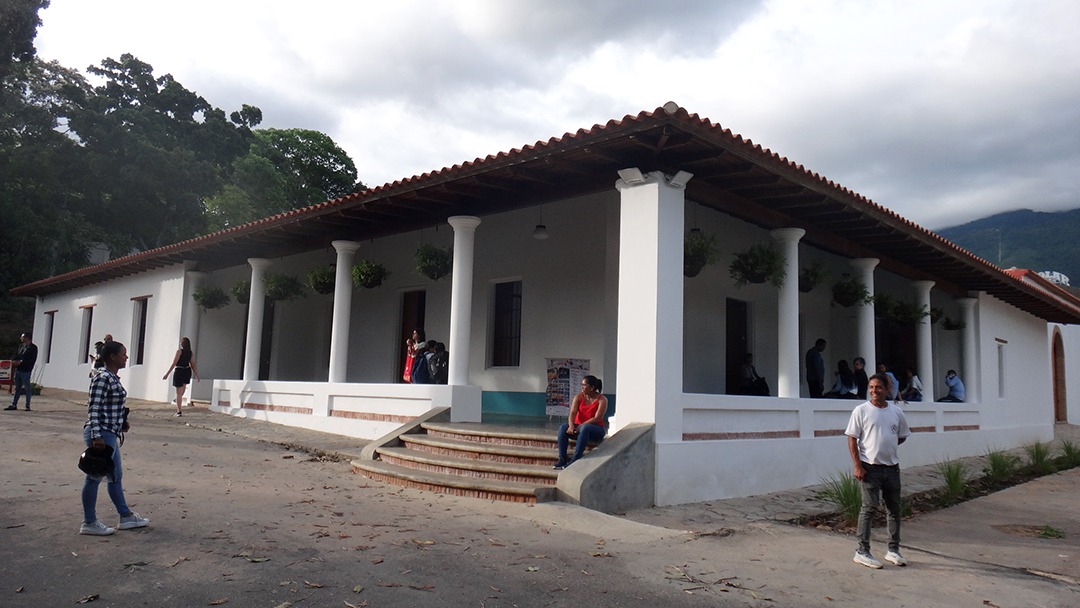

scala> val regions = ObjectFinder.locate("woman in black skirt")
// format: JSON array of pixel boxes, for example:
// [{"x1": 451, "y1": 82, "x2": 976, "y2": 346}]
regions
[{"x1": 162, "y1": 337, "x2": 199, "y2": 416}]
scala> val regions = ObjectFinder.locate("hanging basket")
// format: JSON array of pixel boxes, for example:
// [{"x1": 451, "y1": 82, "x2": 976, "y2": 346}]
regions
[
  {"x1": 353, "y1": 259, "x2": 389, "y2": 289},
  {"x1": 307, "y1": 265, "x2": 336, "y2": 295},
  {"x1": 232, "y1": 280, "x2": 250, "y2": 305},
  {"x1": 192, "y1": 285, "x2": 230, "y2": 311},
  {"x1": 684, "y1": 231, "x2": 720, "y2": 278},
  {"x1": 798, "y1": 262, "x2": 826, "y2": 293},
  {"x1": 415, "y1": 244, "x2": 453, "y2": 281},
  {"x1": 263, "y1": 273, "x2": 307, "y2": 302},
  {"x1": 832, "y1": 278, "x2": 871, "y2": 308},
  {"x1": 730, "y1": 243, "x2": 785, "y2": 288}
]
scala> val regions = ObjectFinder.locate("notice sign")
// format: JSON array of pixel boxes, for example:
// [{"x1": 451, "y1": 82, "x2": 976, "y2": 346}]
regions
[{"x1": 545, "y1": 358, "x2": 590, "y2": 417}]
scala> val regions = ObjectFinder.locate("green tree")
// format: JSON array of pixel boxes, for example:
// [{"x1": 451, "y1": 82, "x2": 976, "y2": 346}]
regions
[
  {"x1": 0, "y1": 0, "x2": 49, "y2": 83},
  {"x1": 66, "y1": 54, "x2": 260, "y2": 253}
]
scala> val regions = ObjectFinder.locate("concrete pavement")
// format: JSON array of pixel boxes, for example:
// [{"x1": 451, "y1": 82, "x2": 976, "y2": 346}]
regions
[{"x1": 2, "y1": 388, "x2": 1078, "y2": 606}]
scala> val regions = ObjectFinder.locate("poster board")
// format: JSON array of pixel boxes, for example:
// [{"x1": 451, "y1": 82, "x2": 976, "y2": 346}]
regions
[{"x1": 545, "y1": 358, "x2": 590, "y2": 417}]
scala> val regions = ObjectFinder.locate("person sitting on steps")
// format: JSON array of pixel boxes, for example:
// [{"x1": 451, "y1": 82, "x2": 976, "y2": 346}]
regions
[{"x1": 554, "y1": 375, "x2": 608, "y2": 470}]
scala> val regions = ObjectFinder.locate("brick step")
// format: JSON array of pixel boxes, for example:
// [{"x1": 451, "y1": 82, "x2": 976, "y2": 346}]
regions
[
  {"x1": 352, "y1": 459, "x2": 556, "y2": 504},
  {"x1": 401, "y1": 433, "x2": 559, "y2": 466},
  {"x1": 422, "y1": 421, "x2": 565, "y2": 449},
  {"x1": 376, "y1": 446, "x2": 559, "y2": 486}
]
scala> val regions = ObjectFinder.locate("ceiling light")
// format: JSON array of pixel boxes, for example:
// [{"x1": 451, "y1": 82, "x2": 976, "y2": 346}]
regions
[
  {"x1": 617, "y1": 167, "x2": 646, "y2": 185},
  {"x1": 668, "y1": 170, "x2": 693, "y2": 188}
]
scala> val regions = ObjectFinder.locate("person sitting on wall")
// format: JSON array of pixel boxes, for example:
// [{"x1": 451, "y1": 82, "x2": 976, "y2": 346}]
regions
[
  {"x1": 410, "y1": 341, "x2": 432, "y2": 384},
  {"x1": 428, "y1": 342, "x2": 449, "y2": 385},
  {"x1": 899, "y1": 368, "x2": 923, "y2": 403},
  {"x1": 739, "y1": 353, "x2": 769, "y2": 396},
  {"x1": 553, "y1": 375, "x2": 608, "y2": 470},
  {"x1": 939, "y1": 370, "x2": 965, "y2": 402},
  {"x1": 824, "y1": 359, "x2": 858, "y2": 398},
  {"x1": 877, "y1": 363, "x2": 900, "y2": 401}
]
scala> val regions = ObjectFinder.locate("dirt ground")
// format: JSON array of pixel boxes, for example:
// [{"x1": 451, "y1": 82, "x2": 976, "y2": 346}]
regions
[{"x1": 2, "y1": 396, "x2": 1078, "y2": 607}]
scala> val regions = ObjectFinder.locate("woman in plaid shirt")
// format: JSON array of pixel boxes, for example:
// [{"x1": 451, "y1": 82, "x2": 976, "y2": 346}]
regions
[{"x1": 79, "y1": 341, "x2": 150, "y2": 536}]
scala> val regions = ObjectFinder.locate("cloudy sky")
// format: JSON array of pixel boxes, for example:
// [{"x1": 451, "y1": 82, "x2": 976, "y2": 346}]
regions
[{"x1": 33, "y1": 0, "x2": 1080, "y2": 230}]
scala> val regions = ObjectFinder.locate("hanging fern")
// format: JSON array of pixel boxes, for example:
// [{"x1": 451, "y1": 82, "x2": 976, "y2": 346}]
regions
[{"x1": 192, "y1": 286, "x2": 230, "y2": 311}]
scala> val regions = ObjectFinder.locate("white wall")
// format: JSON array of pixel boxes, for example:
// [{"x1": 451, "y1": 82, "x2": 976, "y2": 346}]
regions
[{"x1": 32, "y1": 264, "x2": 187, "y2": 402}]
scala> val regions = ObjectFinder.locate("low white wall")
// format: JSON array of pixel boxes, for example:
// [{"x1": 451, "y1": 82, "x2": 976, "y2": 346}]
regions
[{"x1": 210, "y1": 379, "x2": 482, "y2": 440}]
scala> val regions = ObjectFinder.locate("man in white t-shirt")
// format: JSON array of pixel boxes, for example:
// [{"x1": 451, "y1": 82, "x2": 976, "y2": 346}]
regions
[{"x1": 845, "y1": 373, "x2": 911, "y2": 569}]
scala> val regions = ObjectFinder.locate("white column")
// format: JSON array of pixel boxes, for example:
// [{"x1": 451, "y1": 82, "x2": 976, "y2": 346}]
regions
[
  {"x1": 912, "y1": 280, "x2": 935, "y2": 401},
  {"x1": 851, "y1": 258, "x2": 879, "y2": 372},
  {"x1": 447, "y1": 216, "x2": 481, "y2": 387},
  {"x1": 328, "y1": 240, "x2": 360, "y2": 383},
  {"x1": 771, "y1": 228, "x2": 805, "y2": 398},
  {"x1": 958, "y1": 297, "x2": 978, "y2": 403},
  {"x1": 243, "y1": 258, "x2": 271, "y2": 382},
  {"x1": 613, "y1": 170, "x2": 685, "y2": 442},
  {"x1": 181, "y1": 270, "x2": 206, "y2": 349}
]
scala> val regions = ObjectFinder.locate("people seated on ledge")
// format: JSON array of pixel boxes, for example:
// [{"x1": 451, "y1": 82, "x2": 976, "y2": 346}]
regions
[
  {"x1": 877, "y1": 363, "x2": 900, "y2": 401},
  {"x1": 554, "y1": 375, "x2": 608, "y2": 470},
  {"x1": 939, "y1": 369, "x2": 965, "y2": 402},
  {"x1": 738, "y1": 353, "x2": 770, "y2": 396},
  {"x1": 899, "y1": 368, "x2": 923, "y2": 403},
  {"x1": 823, "y1": 359, "x2": 858, "y2": 399}
]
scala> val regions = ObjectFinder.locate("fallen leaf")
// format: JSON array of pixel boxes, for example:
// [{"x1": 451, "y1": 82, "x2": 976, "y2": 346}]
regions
[
  {"x1": 303, "y1": 581, "x2": 323, "y2": 588},
  {"x1": 169, "y1": 557, "x2": 189, "y2": 567},
  {"x1": 75, "y1": 594, "x2": 99, "y2": 603},
  {"x1": 72, "y1": 552, "x2": 78, "y2": 557},
  {"x1": 282, "y1": 455, "x2": 294, "y2": 459},
  {"x1": 983, "y1": 602, "x2": 1001, "y2": 608},
  {"x1": 208, "y1": 599, "x2": 228, "y2": 606},
  {"x1": 16, "y1": 587, "x2": 23, "y2": 593},
  {"x1": 352, "y1": 585, "x2": 364, "y2": 593},
  {"x1": 590, "y1": 552, "x2": 612, "y2": 558},
  {"x1": 411, "y1": 539, "x2": 435, "y2": 545},
  {"x1": 272, "y1": 603, "x2": 292, "y2": 608},
  {"x1": 370, "y1": 558, "x2": 383, "y2": 564},
  {"x1": 379, "y1": 582, "x2": 402, "y2": 588},
  {"x1": 526, "y1": 566, "x2": 540, "y2": 572},
  {"x1": 409, "y1": 585, "x2": 435, "y2": 591},
  {"x1": 344, "y1": 601, "x2": 368, "y2": 608},
  {"x1": 5, "y1": 524, "x2": 25, "y2": 529}
]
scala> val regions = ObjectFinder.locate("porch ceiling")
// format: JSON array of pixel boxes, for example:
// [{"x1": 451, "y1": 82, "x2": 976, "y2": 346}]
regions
[{"x1": 13, "y1": 104, "x2": 1080, "y2": 324}]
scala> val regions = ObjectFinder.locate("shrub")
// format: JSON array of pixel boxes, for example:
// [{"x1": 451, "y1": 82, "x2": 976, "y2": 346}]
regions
[
  {"x1": 818, "y1": 471, "x2": 862, "y2": 527},
  {"x1": 1024, "y1": 441, "x2": 1057, "y2": 476},
  {"x1": 1058, "y1": 439, "x2": 1080, "y2": 468},
  {"x1": 982, "y1": 449, "x2": 1021, "y2": 486},
  {"x1": 937, "y1": 459, "x2": 969, "y2": 504}
]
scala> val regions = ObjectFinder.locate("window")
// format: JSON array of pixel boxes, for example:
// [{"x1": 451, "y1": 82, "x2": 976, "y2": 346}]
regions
[
  {"x1": 131, "y1": 297, "x2": 150, "y2": 365},
  {"x1": 997, "y1": 340, "x2": 1007, "y2": 399},
  {"x1": 491, "y1": 281, "x2": 522, "y2": 367},
  {"x1": 43, "y1": 311, "x2": 56, "y2": 364},
  {"x1": 79, "y1": 305, "x2": 94, "y2": 364}
]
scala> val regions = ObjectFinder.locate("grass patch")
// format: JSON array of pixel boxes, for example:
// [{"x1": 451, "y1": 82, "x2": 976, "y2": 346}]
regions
[
  {"x1": 1038, "y1": 525, "x2": 1064, "y2": 539},
  {"x1": 937, "y1": 459, "x2": 969, "y2": 504},
  {"x1": 817, "y1": 471, "x2": 862, "y2": 527},
  {"x1": 983, "y1": 449, "x2": 1021, "y2": 486},
  {"x1": 1024, "y1": 441, "x2": 1057, "y2": 475},
  {"x1": 1059, "y1": 439, "x2": 1080, "y2": 468}
]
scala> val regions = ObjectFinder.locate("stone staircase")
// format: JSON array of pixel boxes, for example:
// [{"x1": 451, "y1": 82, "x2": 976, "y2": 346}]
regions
[{"x1": 352, "y1": 416, "x2": 584, "y2": 503}]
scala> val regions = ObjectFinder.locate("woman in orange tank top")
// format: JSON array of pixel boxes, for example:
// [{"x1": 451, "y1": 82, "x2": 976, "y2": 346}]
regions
[{"x1": 554, "y1": 375, "x2": 608, "y2": 469}]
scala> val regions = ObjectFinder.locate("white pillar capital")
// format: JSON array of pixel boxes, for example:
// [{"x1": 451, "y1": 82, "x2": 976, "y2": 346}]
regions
[
  {"x1": 448, "y1": 215, "x2": 482, "y2": 232},
  {"x1": 332, "y1": 240, "x2": 361, "y2": 255},
  {"x1": 851, "y1": 257, "x2": 879, "y2": 272},
  {"x1": 248, "y1": 257, "x2": 272, "y2": 270},
  {"x1": 770, "y1": 227, "x2": 806, "y2": 244},
  {"x1": 912, "y1": 280, "x2": 935, "y2": 295}
]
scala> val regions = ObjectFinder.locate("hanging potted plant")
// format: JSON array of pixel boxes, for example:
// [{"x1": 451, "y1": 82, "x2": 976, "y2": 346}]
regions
[
  {"x1": 798, "y1": 262, "x2": 826, "y2": 293},
  {"x1": 415, "y1": 244, "x2": 453, "y2": 281},
  {"x1": 263, "y1": 273, "x2": 307, "y2": 302},
  {"x1": 730, "y1": 243, "x2": 785, "y2": 288},
  {"x1": 930, "y1": 307, "x2": 945, "y2": 325},
  {"x1": 942, "y1": 316, "x2": 965, "y2": 331},
  {"x1": 232, "y1": 280, "x2": 250, "y2": 305},
  {"x1": 352, "y1": 259, "x2": 389, "y2": 289},
  {"x1": 192, "y1": 285, "x2": 230, "y2": 312},
  {"x1": 684, "y1": 230, "x2": 720, "y2": 278},
  {"x1": 874, "y1": 294, "x2": 928, "y2": 324},
  {"x1": 832, "y1": 277, "x2": 871, "y2": 307},
  {"x1": 307, "y1": 265, "x2": 336, "y2": 295}
]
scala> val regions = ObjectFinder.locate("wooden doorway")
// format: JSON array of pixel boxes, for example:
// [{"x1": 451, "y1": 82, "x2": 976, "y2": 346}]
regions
[
  {"x1": 1053, "y1": 330, "x2": 1067, "y2": 423},
  {"x1": 725, "y1": 298, "x2": 749, "y2": 394},
  {"x1": 398, "y1": 291, "x2": 426, "y2": 382}
]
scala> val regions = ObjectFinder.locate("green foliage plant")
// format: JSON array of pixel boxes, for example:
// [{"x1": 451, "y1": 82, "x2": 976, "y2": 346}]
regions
[
  {"x1": 307, "y1": 265, "x2": 336, "y2": 295},
  {"x1": 30, "y1": 382, "x2": 43, "y2": 396},
  {"x1": 1058, "y1": 439, "x2": 1080, "y2": 468},
  {"x1": 263, "y1": 273, "x2": 307, "y2": 302},
  {"x1": 937, "y1": 459, "x2": 969, "y2": 504},
  {"x1": 1039, "y1": 525, "x2": 1064, "y2": 539},
  {"x1": 415, "y1": 244, "x2": 453, "y2": 281},
  {"x1": 941, "y1": 316, "x2": 965, "y2": 330},
  {"x1": 982, "y1": 449, "x2": 1021, "y2": 486},
  {"x1": 817, "y1": 471, "x2": 862, "y2": 527},
  {"x1": 352, "y1": 259, "x2": 389, "y2": 289},
  {"x1": 798, "y1": 261, "x2": 826, "y2": 293},
  {"x1": 729, "y1": 242, "x2": 785, "y2": 288},
  {"x1": 832, "y1": 277, "x2": 872, "y2": 308},
  {"x1": 683, "y1": 231, "x2": 720, "y2": 278},
  {"x1": 232, "y1": 280, "x2": 250, "y2": 305},
  {"x1": 192, "y1": 285, "x2": 230, "y2": 311},
  {"x1": 874, "y1": 293, "x2": 929, "y2": 324},
  {"x1": 929, "y1": 307, "x2": 945, "y2": 324},
  {"x1": 1024, "y1": 441, "x2": 1057, "y2": 475}
]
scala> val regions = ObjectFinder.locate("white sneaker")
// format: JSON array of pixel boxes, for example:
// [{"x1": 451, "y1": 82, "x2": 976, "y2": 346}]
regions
[
  {"x1": 884, "y1": 550, "x2": 908, "y2": 566},
  {"x1": 118, "y1": 512, "x2": 150, "y2": 530},
  {"x1": 853, "y1": 551, "x2": 883, "y2": 569},
  {"x1": 80, "y1": 520, "x2": 115, "y2": 536}
]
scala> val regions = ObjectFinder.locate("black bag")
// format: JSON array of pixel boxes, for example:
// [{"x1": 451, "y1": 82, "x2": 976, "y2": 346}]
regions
[{"x1": 78, "y1": 444, "x2": 114, "y2": 477}]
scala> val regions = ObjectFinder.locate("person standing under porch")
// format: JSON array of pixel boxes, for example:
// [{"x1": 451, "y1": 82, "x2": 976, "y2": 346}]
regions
[
  {"x1": 554, "y1": 375, "x2": 608, "y2": 469},
  {"x1": 162, "y1": 337, "x2": 199, "y2": 416},
  {"x1": 7, "y1": 333, "x2": 37, "y2": 411},
  {"x1": 853, "y1": 357, "x2": 869, "y2": 400},
  {"x1": 805, "y1": 338, "x2": 827, "y2": 398},
  {"x1": 846, "y1": 373, "x2": 910, "y2": 569}
]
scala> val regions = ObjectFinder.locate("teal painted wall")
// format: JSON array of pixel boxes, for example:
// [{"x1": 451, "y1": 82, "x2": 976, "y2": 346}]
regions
[{"x1": 481, "y1": 391, "x2": 617, "y2": 418}]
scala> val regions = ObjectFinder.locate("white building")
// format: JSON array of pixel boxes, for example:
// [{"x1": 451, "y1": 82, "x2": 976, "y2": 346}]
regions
[{"x1": 14, "y1": 103, "x2": 1080, "y2": 506}]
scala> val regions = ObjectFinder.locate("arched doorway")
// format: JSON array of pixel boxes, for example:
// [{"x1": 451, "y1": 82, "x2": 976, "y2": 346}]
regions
[{"x1": 1052, "y1": 330, "x2": 1067, "y2": 423}]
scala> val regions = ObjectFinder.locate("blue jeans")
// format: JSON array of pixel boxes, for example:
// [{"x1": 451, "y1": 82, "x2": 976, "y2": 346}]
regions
[
  {"x1": 81, "y1": 428, "x2": 131, "y2": 523},
  {"x1": 856, "y1": 463, "x2": 902, "y2": 554},
  {"x1": 12, "y1": 370, "x2": 32, "y2": 407},
  {"x1": 556, "y1": 423, "x2": 606, "y2": 466}
]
